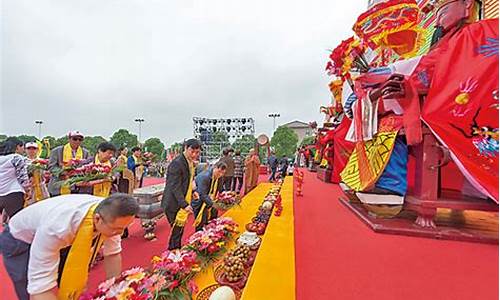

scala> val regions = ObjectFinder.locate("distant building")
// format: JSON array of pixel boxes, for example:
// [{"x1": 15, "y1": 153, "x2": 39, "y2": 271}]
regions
[{"x1": 281, "y1": 120, "x2": 312, "y2": 145}]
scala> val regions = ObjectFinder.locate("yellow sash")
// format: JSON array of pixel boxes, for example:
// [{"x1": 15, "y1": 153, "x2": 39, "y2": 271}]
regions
[
  {"x1": 59, "y1": 204, "x2": 105, "y2": 300},
  {"x1": 33, "y1": 170, "x2": 45, "y2": 201},
  {"x1": 118, "y1": 154, "x2": 128, "y2": 166},
  {"x1": 61, "y1": 144, "x2": 83, "y2": 195},
  {"x1": 174, "y1": 157, "x2": 195, "y2": 227},
  {"x1": 93, "y1": 156, "x2": 112, "y2": 197},
  {"x1": 132, "y1": 155, "x2": 144, "y2": 189},
  {"x1": 133, "y1": 155, "x2": 144, "y2": 176},
  {"x1": 194, "y1": 172, "x2": 218, "y2": 227}
]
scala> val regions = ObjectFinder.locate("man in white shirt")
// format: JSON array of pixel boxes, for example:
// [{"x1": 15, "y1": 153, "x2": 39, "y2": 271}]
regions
[{"x1": 0, "y1": 193, "x2": 139, "y2": 300}]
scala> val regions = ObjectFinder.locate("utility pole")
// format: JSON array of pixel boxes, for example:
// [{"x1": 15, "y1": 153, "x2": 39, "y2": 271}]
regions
[
  {"x1": 268, "y1": 113, "x2": 280, "y2": 133},
  {"x1": 134, "y1": 118, "x2": 145, "y2": 144},
  {"x1": 35, "y1": 120, "x2": 43, "y2": 140}
]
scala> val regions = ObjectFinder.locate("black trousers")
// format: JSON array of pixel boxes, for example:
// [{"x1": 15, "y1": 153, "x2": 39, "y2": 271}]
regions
[
  {"x1": 222, "y1": 176, "x2": 233, "y2": 191},
  {"x1": 232, "y1": 176, "x2": 243, "y2": 193},
  {"x1": 269, "y1": 168, "x2": 277, "y2": 181},
  {"x1": 165, "y1": 209, "x2": 184, "y2": 250},
  {"x1": 0, "y1": 192, "x2": 25, "y2": 220},
  {"x1": 194, "y1": 206, "x2": 218, "y2": 232},
  {"x1": 167, "y1": 225, "x2": 184, "y2": 250}
]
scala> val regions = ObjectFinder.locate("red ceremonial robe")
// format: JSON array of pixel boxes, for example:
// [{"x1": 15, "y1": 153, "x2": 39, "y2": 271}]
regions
[{"x1": 409, "y1": 18, "x2": 499, "y2": 201}]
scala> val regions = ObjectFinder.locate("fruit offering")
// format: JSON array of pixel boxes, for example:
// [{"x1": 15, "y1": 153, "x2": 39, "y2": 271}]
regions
[
  {"x1": 222, "y1": 245, "x2": 250, "y2": 282},
  {"x1": 245, "y1": 222, "x2": 266, "y2": 235},
  {"x1": 261, "y1": 200, "x2": 273, "y2": 211},
  {"x1": 255, "y1": 206, "x2": 272, "y2": 222}
]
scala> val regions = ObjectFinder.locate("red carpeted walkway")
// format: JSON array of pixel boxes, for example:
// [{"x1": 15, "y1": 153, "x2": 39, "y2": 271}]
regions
[{"x1": 294, "y1": 169, "x2": 499, "y2": 300}]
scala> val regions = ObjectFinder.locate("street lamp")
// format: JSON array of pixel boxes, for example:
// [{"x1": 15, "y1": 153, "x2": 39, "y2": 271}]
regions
[
  {"x1": 35, "y1": 120, "x2": 43, "y2": 140},
  {"x1": 135, "y1": 118, "x2": 145, "y2": 144},
  {"x1": 268, "y1": 113, "x2": 280, "y2": 133}
]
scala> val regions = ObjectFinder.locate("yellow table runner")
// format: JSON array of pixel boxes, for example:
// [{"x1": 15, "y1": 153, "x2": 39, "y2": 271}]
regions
[
  {"x1": 240, "y1": 176, "x2": 295, "y2": 300},
  {"x1": 192, "y1": 183, "x2": 273, "y2": 297},
  {"x1": 192, "y1": 178, "x2": 296, "y2": 300}
]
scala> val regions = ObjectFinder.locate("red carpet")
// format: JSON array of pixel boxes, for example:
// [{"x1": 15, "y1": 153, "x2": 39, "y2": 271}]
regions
[{"x1": 294, "y1": 169, "x2": 499, "y2": 300}]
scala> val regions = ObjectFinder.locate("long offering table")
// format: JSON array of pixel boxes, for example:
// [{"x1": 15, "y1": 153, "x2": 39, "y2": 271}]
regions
[
  {"x1": 193, "y1": 177, "x2": 296, "y2": 299},
  {"x1": 241, "y1": 176, "x2": 295, "y2": 299}
]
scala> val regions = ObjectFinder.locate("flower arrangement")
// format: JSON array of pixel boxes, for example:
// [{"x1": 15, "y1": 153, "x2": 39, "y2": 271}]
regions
[
  {"x1": 212, "y1": 191, "x2": 241, "y2": 210},
  {"x1": 55, "y1": 163, "x2": 123, "y2": 188},
  {"x1": 186, "y1": 217, "x2": 238, "y2": 266},
  {"x1": 27, "y1": 159, "x2": 49, "y2": 175},
  {"x1": 150, "y1": 249, "x2": 200, "y2": 299},
  {"x1": 51, "y1": 159, "x2": 83, "y2": 178},
  {"x1": 81, "y1": 263, "x2": 198, "y2": 300},
  {"x1": 204, "y1": 217, "x2": 239, "y2": 239},
  {"x1": 82, "y1": 217, "x2": 238, "y2": 300},
  {"x1": 80, "y1": 267, "x2": 155, "y2": 300}
]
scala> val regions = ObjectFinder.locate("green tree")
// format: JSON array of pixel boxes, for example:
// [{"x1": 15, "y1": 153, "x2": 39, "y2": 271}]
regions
[
  {"x1": 209, "y1": 131, "x2": 231, "y2": 158},
  {"x1": 300, "y1": 135, "x2": 315, "y2": 147},
  {"x1": 16, "y1": 135, "x2": 38, "y2": 144},
  {"x1": 110, "y1": 129, "x2": 138, "y2": 148},
  {"x1": 0, "y1": 134, "x2": 7, "y2": 142},
  {"x1": 270, "y1": 126, "x2": 299, "y2": 158},
  {"x1": 168, "y1": 142, "x2": 184, "y2": 154},
  {"x1": 232, "y1": 135, "x2": 256, "y2": 156},
  {"x1": 212, "y1": 131, "x2": 230, "y2": 145},
  {"x1": 83, "y1": 136, "x2": 107, "y2": 155},
  {"x1": 54, "y1": 136, "x2": 69, "y2": 148},
  {"x1": 144, "y1": 137, "x2": 165, "y2": 161}
]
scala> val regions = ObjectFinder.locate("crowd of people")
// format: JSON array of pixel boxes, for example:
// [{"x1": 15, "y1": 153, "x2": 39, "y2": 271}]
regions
[
  {"x1": 0, "y1": 131, "x2": 143, "y2": 300},
  {"x1": 161, "y1": 139, "x2": 270, "y2": 250},
  {"x1": 0, "y1": 131, "x2": 274, "y2": 299}
]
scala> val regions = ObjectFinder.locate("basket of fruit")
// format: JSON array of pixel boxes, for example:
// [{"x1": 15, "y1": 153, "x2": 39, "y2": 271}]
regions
[
  {"x1": 245, "y1": 222, "x2": 266, "y2": 235},
  {"x1": 215, "y1": 245, "x2": 251, "y2": 290}
]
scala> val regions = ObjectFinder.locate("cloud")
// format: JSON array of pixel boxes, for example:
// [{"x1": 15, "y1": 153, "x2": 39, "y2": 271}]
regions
[{"x1": 0, "y1": 0, "x2": 367, "y2": 145}]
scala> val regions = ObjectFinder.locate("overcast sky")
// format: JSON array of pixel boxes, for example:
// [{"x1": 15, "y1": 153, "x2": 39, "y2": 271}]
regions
[{"x1": 1, "y1": 0, "x2": 367, "y2": 146}]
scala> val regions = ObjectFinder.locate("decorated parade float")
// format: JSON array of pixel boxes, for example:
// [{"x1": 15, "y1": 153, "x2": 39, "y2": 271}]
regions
[{"x1": 319, "y1": 0, "x2": 499, "y2": 243}]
